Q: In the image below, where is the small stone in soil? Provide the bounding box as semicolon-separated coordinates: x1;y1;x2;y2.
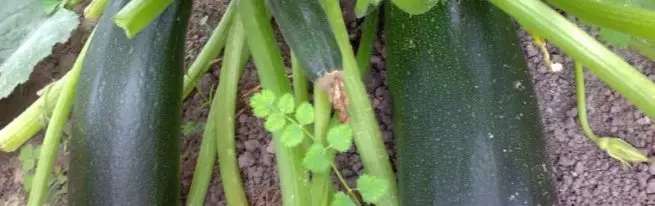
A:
646;179;655;194
244;140;259;152
238;152;256;168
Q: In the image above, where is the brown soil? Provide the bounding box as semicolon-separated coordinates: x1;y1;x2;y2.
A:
1;1;654;206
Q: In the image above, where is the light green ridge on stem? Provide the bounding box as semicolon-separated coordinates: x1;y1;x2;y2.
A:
490;0;655;120
214;15;250;206
27;30;94;206
319;0;399;205
630;38;655;62
239;0;309;205
547;0;655;41
291;53;312;150
84;0;109;19
574;62;599;143
113;0;175;38
309;85;333;206
309;11;379;205
355;9;379;77
182;0;237;99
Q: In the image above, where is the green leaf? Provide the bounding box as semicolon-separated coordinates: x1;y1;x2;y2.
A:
597;136;648;167
277;93;295;114
331;192;356;206
264;113;286;132
0;5;79;99
19;144;34;161
303;143;330;173
22;159;35;171
23;174;33;192
281;124;304;147
357;174;389;204
391;0;442;15
33;145;41;157
250;90;276;117
43;0;60;14
327;124;353;152
294;102;314;125
600;28;632;47
181;121;205;136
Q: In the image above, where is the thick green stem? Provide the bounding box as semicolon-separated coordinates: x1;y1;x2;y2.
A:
84;0;109;19
547;0;655;41
630;38;655;62
214;15;250;206
27;31;93;206
183;0;237;99
113;0;175;38
186;90;219;206
490;0;655;120
309;85;333;206
292;54;309;104
319;0;399;205
574;62;599;143
355;9;379;77
239;0;309;205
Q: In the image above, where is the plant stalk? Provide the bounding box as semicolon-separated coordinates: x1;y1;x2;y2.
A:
239;0;309;205
309;85;333;206
319;0;399;205
490;0;655;120
84;0;109;19
547;0;655;41
574;62;599;142
183;0;237;99
630;38;655;62
214;14;250;206
113;0;175;38
27;30;93;206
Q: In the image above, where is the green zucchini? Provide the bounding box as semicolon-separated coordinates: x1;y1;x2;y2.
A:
69;0;190;205
386;1;554;205
266;0;349;121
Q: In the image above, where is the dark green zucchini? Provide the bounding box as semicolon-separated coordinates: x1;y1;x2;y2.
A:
267;0;350;121
266;0;341;81
386;1;554;205
69;0;190;205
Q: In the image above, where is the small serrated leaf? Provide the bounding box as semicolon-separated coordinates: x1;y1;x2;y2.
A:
265;113;286;132
357;174;389;204
250;90;276;107
281;124;304;147
33;146;41;157
19;144;34;161
327;124;353;152
303;143;330;173
331;192;356;206
22;159;35;171
277;93;295;114
23;174;33;192
295;102;314;125
600;28;631;47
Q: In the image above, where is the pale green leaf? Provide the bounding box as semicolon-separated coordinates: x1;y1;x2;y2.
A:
19;144;34;161
303;143;330;173
23;174;33;192
22;159;35;171
264;113;286;132
277;93;295;114
281;124;304;147
250;90;276;117
327;124;353;152
295;102;314;125
331;192;356;206
0;4;79;99
357;174;389;204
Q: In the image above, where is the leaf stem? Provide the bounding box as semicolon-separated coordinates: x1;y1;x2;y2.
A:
27;30;93;206
331;163;362;206
183;0;237;99
355;9;380;77
574;62;599;143
309;85;333;206
214;14;250;206
319;0;399;205
239;0;309;204
547;0;655;41
113;0;175;38
84;0;109;19
630;38;655;62
490;0;655;121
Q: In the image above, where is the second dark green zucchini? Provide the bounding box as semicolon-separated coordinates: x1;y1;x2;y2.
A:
386;1;555;205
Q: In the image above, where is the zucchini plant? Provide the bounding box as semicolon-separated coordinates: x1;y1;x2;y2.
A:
3;0;655;205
